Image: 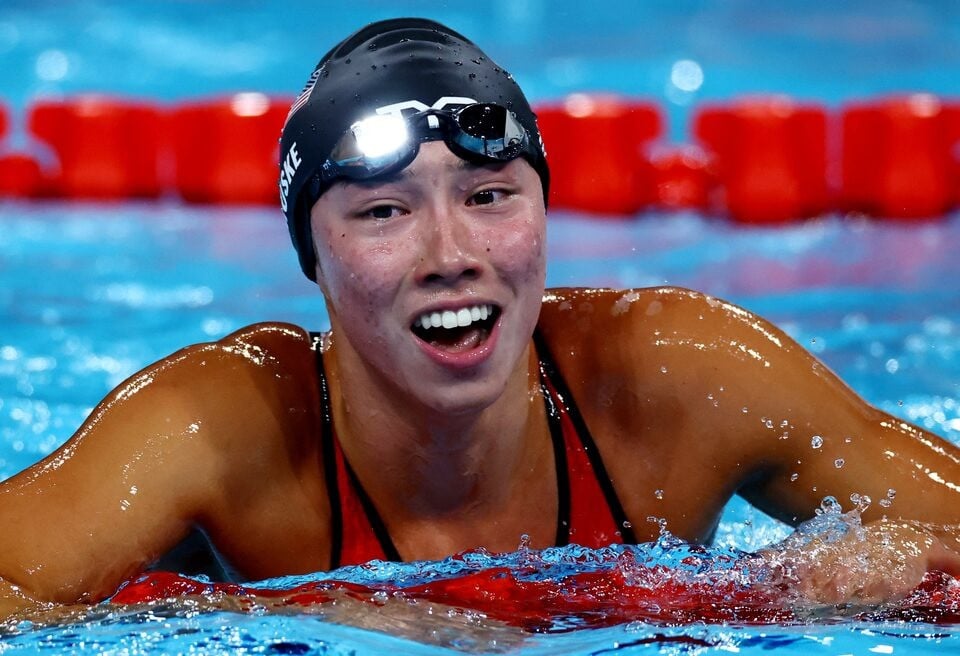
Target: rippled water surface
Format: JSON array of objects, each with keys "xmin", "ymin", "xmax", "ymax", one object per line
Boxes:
[{"xmin": 1, "ymin": 203, "xmax": 959, "ymax": 653}]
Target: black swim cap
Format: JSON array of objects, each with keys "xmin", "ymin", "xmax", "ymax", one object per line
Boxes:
[{"xmin": 279, "ymin": 17, "xmax": 550, "ymax": 281}]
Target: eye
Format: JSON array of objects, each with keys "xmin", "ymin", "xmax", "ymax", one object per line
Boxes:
[
  {"xmin": 467, "ymin": 188, "xmax": 510, "ymax": 207},
  {"xmin": 357, "ymin": 204, "xmax": 407, "ymax": 220}
]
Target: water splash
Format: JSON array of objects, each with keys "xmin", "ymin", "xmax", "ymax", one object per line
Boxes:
[
  {"xmin": 2, "ymin": 525, "xmax": 960, "ymax": 653},
  {"xmin": 93, "ymin": 525, "xmax": 959, "ymax": 632}
]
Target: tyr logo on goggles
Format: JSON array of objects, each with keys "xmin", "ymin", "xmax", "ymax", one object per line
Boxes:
[{"xmin": 307, "ymin": 103, "xmax": 530, "ymax": 200}]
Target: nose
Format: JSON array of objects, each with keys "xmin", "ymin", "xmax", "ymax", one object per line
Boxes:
[{"xmin": 413, "ymin": 206, "xmax": 484, "ymax": 287}]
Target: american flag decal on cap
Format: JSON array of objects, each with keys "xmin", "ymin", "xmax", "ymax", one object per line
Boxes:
[{"xmin": 284, "ymin": 66, "xmax": 322, "ymax": 127}]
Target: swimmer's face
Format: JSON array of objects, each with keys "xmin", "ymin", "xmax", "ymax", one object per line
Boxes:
[{"xmin": 309, "ymin": 142, "xmax": 547, "ymax": 414}]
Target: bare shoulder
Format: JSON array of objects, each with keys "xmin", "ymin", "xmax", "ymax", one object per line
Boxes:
[
  {"xmin": 186, "ymin": 321, "xmax": 316, "ymax": 367},
  {"xmin": 218, "ymin": 321, "xmax": 316, "ymax": 351},
  {"xmin": 535, "ymin": 285, "xmax": 804, "ymax": 440},
  {"xmin": 156, "ymin": 322, "xmax": 318, "ymax": 390},
  {"xmin": 540, "ymin": 285, "xmax": 781, "ymax": 330},
  {"xmin": 213, "ymin": 322, "xmax": 318, "ymax": 379},
  {"xmin": 81, "ymin": 321, "xmax": 324, "ymax": 456},
  {"xmin": 537, "ymin": 286, "xmax": 786, "ymax": 369},
  {"xmin": 167, "ymin": 321, "xmax": 322, "ymax": 440}
]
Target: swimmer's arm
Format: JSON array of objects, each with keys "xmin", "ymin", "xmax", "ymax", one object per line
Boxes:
[
  {"xmin": 726, "ymin": 319, "xmax": 960, "ymax": 530},
  {"xmin": 541, "ymin": 287, "xmax": 960, "ymax": 527},
  {"xmin": 654, "ymin": 290, "xmax": 960, "ymax": 597},
  {"xmin": 624, "ymin": 288, "xmax": 960, "ymax": 527},
  {"xmin": 0, "ymin": 322, "xmax": 321, "ymax": 613},
  {"xmin": 616, "ymin": 288, "xmax": 960, "ymax": 602},
  {"xmin": 547, "ymin": 287, "xmax": 960, "ymax": 601},
  {"xmin": 0, "ymin": 341, "xmax": 244, "ymax": 609}
]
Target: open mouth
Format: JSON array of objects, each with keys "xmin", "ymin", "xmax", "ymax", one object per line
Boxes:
[{"xmin": 411, "ymin": 304, "xmax": 501, "ymax": 353}]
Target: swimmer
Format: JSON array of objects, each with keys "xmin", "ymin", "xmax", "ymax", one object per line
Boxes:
[{"xmin": 1, "ymin": 18, "xmax": 959, "ymax": 617}]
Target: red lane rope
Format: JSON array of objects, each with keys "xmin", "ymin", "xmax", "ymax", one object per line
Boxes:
[{"xmin": 1, "ymin": 93, "xmax": 958, "ymax": 222}]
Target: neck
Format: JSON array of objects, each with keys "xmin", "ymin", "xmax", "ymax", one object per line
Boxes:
[{"xmin": 323, "ymin": 336, "xmax": 545, "ymax": 518}]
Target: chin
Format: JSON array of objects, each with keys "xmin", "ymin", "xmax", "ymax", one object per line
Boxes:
[{"xmin": 415, "ymin": 376, "xmax": 507, "ymax": 418}]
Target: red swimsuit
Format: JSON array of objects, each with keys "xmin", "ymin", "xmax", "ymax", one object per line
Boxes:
[{"xmin": 314, "ymin": 329, "xmax": 637, "ymax": 568}]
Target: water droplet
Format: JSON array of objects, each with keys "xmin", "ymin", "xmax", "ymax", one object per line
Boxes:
[
  {"xmin": 468, "ymin": 73, "xmax": 477, "ymax": 80},
  {"xmin": 646, "ymin": 516, "xmax": 668, "ymax": 532},
  {"xmin": 886, "ymin": 488, "xmax": 897, "ymax": 499},
  {"xmin": 844, "ymin": 436, "xmax": 852, "ymax": 444},
  {"xmin": 819, "ymin": 495, "xmax": 840, "ymax": 514},
  {"xmin": 789, "ymin": 472, "xmax": 799, "ymax": 481},
  {"xmin": 654, "ymin": 489, "xmax": 664, "ymax": 500},
  {"xmin": 834, "ymin": 458, "xmax": 845, "ymax": 468},
  {"xmin": 811, "ymin": 435, "xmax": 823, "ymax": 449},
  {"xmin": 741, "ymin": 406, "xmax": 749, "ymax": 414},
  {"xmin": 879, "ymin": 498, "xmax": 892, "ymax": 508},
  {"xmin": 659, "ymin": 366, "xmax": 668, "ymax": 374},
  {"xmin": 345, "ymin": 58, "xmax": 352, "ymax": 64},
  {"xmin": 622, "ymin": 520, "xmax": 633, "ymax": 529},
  {"xmin": 850, "ymin": 493, "xmax": 871, "ymax": 512}
]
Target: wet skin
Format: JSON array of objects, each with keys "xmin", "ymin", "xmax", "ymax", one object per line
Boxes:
[{"xmin": 2, "ymin": 144, "xmax": 960, "ymax": 612}]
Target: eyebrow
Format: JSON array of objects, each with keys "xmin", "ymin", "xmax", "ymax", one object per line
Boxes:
[
  {"xmin": 340, "ymin": 168, "xmax": 414, "ymax": 190},
  {"xmin": 338, "ymin": 158, "xmax": 506, "ymax": 190}
]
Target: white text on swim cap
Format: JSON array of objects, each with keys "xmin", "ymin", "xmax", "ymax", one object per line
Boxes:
[
  {"xmin": 279, "ymin": 142, "xmax": 302, "ymax": 213},
  {"xmin": 374, "ymin": 96, "xmax": 478, "ymax": 120}
]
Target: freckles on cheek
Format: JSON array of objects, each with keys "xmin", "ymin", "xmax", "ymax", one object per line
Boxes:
[
  {"xmin": 493, "ymin": 219, "xmax": 546, "ymax": 276},
  {"xmin": 321, "ymin": 239, "xmax": 400, "ymax": 322}
]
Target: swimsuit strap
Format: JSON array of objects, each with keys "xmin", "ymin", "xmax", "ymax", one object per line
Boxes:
[
  {"xmin": 313, "ymin": 338, "xmax": 398, "ymax": 567},
  {"xmin": 533, "ymin": 328, "xmax": 638, "ymax": 546}
]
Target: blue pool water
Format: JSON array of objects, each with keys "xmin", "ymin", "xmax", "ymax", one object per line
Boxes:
[
  {"xmin": 2, "ymin": 203, "xmax": 959, "ymax": 654},
  {"xmin": 2, "ymin": 0, "xmax": 960, "ymax": 654}
]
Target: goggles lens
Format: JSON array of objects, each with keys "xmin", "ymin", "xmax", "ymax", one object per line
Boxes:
[
  {"xmin": 327, "ymin": 113, "xmax": 412, "ymax": 177},
  {"xmin": 312, "ymin": 103, "xmax": 530, "ymax": 196}
]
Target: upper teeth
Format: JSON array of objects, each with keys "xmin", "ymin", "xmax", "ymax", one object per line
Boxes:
[{"xmin": 417, "ymin": 304, "xmax": 494, "ymax": 330}]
